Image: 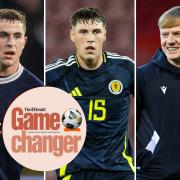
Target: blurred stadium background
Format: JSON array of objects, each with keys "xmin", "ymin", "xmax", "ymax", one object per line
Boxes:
[
  {"xmin": 46, "ymin": 0, "xmax": 135, "ymax": 153},
  {"xmin": 0, "ymin": 0, "xmax": 44, "ymax": 179},
  {"xmin": 137, "ymin": 0, "xmax": 180, "ymax": 66},
  {"xmin": 46, "ymin": 0, "xmax": 134, "ymax": 62}
]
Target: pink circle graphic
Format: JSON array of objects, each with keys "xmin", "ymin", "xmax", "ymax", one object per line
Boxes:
[{"xmin": 2, "ymin": 87, "xmax": 86, "ymax": 171}]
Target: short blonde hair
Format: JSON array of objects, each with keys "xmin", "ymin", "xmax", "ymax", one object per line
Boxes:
[
  {"xmin": 0, "ymin": 9, "xmax": 26, "ymax": 32},
  {"xmin": 158, "ymin": 6, "xmax": 180, "ymax": 28}
]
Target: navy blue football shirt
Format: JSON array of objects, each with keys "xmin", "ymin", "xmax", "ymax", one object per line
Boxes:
[
  {"xmin": 46, "ymin": 51, "xmax": 134, "ymax": 176},
  {"xmin": 0, "ymin": 64, "xmax": 43, "ymax": 180}
]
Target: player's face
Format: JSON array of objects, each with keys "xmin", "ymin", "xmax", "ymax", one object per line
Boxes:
[
  {"xmin": 70, "ymin": 20, "xmax": 106, "ymax": 69},
  {"xmin": 160, "ymin": 25, "xmax": 180, "ymax": 66},
  {"xmin": 0, "ymin": 20, "xmax": 27, "ymax": 74}
]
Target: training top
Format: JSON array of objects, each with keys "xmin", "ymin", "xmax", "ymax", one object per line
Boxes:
[{"xmin": 137, "ymin": 49, "xmax": 180, "ymax": 175}]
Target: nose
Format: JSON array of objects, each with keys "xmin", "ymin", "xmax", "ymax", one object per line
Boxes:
[
  {"xmin": 87, "ymin": 32, "xmax": 95, "ymax": 42},
  {"xmin": 167, "ymin": 34, "xmax": 176, "ymax": 44},
  {"xmin": 6, "ymin": 36, "xmax": 15, "ymax": 47}
]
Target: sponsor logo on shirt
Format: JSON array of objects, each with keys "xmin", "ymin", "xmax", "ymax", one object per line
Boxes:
[{"xmin": 160, "ymin": 86, "xmax": 167, "ymax": 95}]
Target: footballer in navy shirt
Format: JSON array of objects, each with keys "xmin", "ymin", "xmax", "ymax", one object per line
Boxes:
[{"xmin": 0, "ymin": 9, "xmax": 43, "ymax": 180}]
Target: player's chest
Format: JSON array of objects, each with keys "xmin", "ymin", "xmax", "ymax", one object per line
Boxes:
[
  {"xmin": 144, "ymin": 71, "xmax": 180, "ymax": 112},
  {"xmin": 59, "ymin": 69, "xmax": 130, "ymax": 98},
  {"xmin": 56, "ymin": 70, "xmax": 130, "ymax": 122}
]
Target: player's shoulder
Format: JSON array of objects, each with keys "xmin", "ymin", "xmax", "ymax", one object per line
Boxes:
[
  {"xmin": 137, "ymin": 62, "xmax": 156, "ymax": 76},
  {"xmin": 46, "ymin": 54, "xmax": 76, "ymax": 85},
  {"xmin": 105, "ymin": 51, "xmax": 134, "ymax": 65},
  {"xmin": 23, "ymin": 68, "xmax": 43, "ymax": 86},
  {"xmin": 46, "ymin": 55, "xmax": 76, "ymax": 73},
  {"xmin": 0, "ymin": 64, "xmax": 42, "ymax": 87},
  {"xmin": 105, "ymin": 51, "xmax": 134, "ymax": 73}
]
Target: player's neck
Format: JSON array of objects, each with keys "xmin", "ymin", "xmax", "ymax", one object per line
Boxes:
[
  {"xmin": 0, "ymin": 63, "xmax": 20, "ymax": 77},
  {"xmin": 167, "ymin": 58, "xmax": 180, "ymax": 68},
  {"xmin": 76, "ymin": 54, "xmax": 103, "ymax": 70}
]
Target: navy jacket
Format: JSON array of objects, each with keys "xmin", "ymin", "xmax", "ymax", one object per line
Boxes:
[{"xmin": 137, "ymin": 49, "xmax": 180, "ymax": 175}]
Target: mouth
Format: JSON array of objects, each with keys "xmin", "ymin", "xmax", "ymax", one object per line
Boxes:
[
  {"xmin": 167, "ymin": 47, "xmax": 179, "ymax": 51},
  {"xmin": 5, "ymin": 51, "xmax": 15, "ymax": 55},
  {"xmin": 4, "ymin": 51, "xmax": 15, "ymax": 59},
  {"xmin": 86, "ymin": 46, "xmax": 95, "ymax": 51}
]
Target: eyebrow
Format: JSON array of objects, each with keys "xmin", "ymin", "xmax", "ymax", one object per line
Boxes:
[
  {"xmin": 0, "ymin": 31, "xmax": 23, "ymax": 35},
  {"xmin": 0, "ymin": 31, "xmax": 9, "ymax": 34},
  {"xmin": 92, "ymin": 28, "xmax": 102, "ymax": 31},
  {"xmin": 78, "ymin": 28, "xmax": 103, "ymax": 31}
]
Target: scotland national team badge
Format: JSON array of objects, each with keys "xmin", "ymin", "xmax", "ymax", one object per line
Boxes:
[{"xmin": 109, "ymin": 80, "xmax": 123, "ymax": 95}]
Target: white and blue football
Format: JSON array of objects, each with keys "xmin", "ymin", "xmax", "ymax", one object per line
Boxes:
[{"xmin": 62, "ymin": 108, "xmax": 82, "ymax": 129}]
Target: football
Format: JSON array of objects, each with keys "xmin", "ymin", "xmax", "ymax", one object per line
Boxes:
[{"xmin": 61, "ymin": 108, "xmax": 82, "ymax": 129}]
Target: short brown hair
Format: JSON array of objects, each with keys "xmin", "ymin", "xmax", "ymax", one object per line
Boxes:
[
  {"xmin": 70, "ymin": 7, "xmax": 106, "ymax": 28},
  {"xmin": 158, "ymin": 6, "xmax": 180, "ymax": 28},
  {"xmin": 0, "ymin": 8, "xmax": 26, "ymax": 32}
]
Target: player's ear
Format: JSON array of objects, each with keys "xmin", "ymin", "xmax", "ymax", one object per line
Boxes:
[
  {"xmin": 23, "ymin": 36, "xmax": 27, "ymax": 49},
  {"xmin": 103, "ymin": 29, "xmax": 106, "ymax": 42},
  {"xmin": 70, "ymin": 29, "xmax": 75, "ymax": 42}
]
